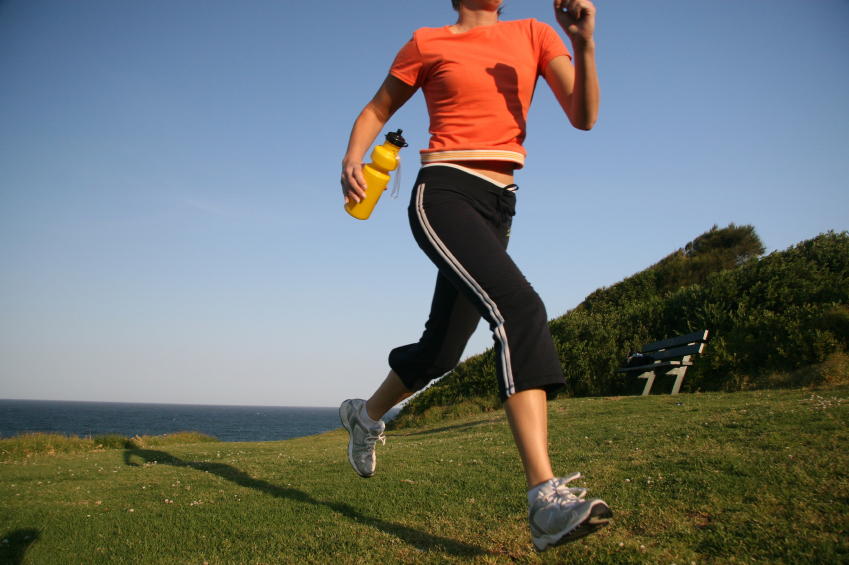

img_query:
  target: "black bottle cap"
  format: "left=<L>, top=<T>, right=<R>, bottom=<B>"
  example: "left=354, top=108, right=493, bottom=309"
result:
left=385, top=129, right=408, bottom=148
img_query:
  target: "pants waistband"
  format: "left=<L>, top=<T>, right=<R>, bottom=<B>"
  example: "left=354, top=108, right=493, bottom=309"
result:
left=421, top=163, right=517, bottom=191
left=413, top=164, right=517, bottom=226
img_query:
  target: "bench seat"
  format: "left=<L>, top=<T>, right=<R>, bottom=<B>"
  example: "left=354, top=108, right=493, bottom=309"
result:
left=614, top=330, right=709, bottom=395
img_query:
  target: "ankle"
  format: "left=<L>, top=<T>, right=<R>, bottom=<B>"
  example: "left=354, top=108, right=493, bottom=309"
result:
left=526, top=472, right=555, bottom=491
left=359, top=401, right=380, bottom=426
left=527, top=479, right=555, bottom=505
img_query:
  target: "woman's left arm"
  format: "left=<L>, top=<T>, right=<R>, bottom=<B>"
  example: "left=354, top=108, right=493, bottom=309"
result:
left=544, top=0, right=599, bottom=130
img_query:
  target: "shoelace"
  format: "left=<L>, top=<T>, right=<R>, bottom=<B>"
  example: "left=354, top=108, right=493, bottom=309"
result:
left=363, top=430, right=386, bottom=452
left=544, top=474, right=588, bottom=509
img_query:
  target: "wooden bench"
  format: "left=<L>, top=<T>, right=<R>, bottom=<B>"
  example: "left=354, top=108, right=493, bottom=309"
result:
left=615, top=330, right=709, bottom=396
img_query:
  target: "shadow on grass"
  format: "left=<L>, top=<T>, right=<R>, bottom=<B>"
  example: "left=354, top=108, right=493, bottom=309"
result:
left=123, top=448, right=490, bottom=558
left=0, top=528, right=40, bottom=565
left=390, top=418, right=500, bottom=437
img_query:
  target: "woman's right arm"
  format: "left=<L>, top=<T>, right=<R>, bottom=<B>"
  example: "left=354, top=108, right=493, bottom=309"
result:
left=342, top=75, right=417, bottom=204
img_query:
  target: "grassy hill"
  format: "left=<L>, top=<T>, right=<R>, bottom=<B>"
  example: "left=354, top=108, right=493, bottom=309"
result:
left=2, top=386, right=847, bottom=564
left=390, top=228, right=849, bottom=429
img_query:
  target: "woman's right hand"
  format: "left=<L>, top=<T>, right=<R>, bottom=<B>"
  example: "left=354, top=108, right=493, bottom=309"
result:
left=341, top=156, right=368, bottom=204
left=340, top=74, right=417, bottom=205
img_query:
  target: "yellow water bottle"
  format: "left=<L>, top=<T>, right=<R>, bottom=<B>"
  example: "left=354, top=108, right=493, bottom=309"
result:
left=345, top=129, right=407, bottom=220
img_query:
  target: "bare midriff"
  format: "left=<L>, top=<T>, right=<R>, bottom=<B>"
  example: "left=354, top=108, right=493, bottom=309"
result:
left=445, top=160, right=516, bottom=185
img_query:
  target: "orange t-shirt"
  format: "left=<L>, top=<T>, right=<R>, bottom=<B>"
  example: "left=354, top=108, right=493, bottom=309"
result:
left=389, top=19, right=571, bottom=169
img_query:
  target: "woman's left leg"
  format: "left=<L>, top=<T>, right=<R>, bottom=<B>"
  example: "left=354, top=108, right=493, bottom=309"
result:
left=504, top=388, right=553, bottom=488
left=399, top=168, right=611, bottom=550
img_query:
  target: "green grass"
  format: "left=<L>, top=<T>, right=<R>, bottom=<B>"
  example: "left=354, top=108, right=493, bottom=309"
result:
left=0, top=431, right=219, bottom=458
left=1, top=387, right=847, bottom=564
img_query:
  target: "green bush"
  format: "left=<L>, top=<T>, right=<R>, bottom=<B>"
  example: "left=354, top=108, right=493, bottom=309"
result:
left=579, top=223, right=765, bottom=312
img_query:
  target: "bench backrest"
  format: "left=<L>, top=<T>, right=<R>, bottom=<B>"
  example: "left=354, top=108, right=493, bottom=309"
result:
left=641, top=330, right=709, bottom=353
left=641, top=330, right=709, bottom=362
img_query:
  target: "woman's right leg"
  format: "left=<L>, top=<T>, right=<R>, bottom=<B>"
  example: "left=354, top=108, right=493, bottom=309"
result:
left=341, top=260, right=482, bottom=478
left=365, top=370, right=414, bottom=422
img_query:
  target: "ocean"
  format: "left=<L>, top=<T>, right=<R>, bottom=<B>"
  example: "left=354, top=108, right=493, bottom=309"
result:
left=0, top=399, right=399, bottom=443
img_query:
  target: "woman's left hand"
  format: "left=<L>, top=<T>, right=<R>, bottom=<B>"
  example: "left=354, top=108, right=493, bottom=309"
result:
left=554, top=0, right=595, bottom=47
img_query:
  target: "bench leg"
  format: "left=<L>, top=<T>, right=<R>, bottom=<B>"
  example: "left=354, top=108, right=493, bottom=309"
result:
left=670, top=367, right=688, bottom=395
left=640, top=372, right=656, bottom=396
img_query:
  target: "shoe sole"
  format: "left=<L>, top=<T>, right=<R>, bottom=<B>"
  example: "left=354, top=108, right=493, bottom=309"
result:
left=532, top=499, right=612, bottom=552
left=339, top=401, right=374, bottom=478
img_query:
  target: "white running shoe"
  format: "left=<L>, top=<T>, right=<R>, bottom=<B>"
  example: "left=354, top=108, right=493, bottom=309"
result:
left=528, top=472, right=612, bottom=552
left=339, top=399, right=386, bottom=478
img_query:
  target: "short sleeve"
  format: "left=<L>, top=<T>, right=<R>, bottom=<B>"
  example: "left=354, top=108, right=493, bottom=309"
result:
left=389, top=36, right=425, bottom=88
left=533, top=21, right=571, bottom=75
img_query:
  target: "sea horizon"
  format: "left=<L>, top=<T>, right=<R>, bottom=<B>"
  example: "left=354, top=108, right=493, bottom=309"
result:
left=0, top=398, right=400, bottom=443
left=0, top=397, right=339, bottom=409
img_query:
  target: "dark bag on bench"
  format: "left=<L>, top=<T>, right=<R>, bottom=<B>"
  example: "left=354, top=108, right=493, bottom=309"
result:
left=622, top=348, right=655, bottom=368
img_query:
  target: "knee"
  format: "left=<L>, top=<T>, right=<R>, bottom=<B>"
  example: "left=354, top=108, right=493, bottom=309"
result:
left=498, top=286, right=548, bottom=325
left=388, top=346, right=454, bottom=392
left=393, top=366, right=446, bottom=393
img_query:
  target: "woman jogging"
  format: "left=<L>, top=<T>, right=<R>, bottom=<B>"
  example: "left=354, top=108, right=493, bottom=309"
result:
left=339, top=0, right=610, bottom=552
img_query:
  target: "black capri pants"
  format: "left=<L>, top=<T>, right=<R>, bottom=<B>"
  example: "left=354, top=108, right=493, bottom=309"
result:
left=388, top=164, right=565, bottom=402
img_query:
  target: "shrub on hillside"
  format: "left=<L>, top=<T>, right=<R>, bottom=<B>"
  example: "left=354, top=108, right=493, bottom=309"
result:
left=580, top=223, right=764, bottom=311
left=655, top=223, right=765, bottom=293
left=659, top=232, right=849, bottom=391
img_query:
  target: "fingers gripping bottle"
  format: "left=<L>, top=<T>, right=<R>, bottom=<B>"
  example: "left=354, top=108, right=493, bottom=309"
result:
left=345, top=129, right=407, bottom=220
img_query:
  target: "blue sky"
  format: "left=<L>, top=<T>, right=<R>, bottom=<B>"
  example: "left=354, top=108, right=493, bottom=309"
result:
left=1, top=0, right=847, bottom=407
